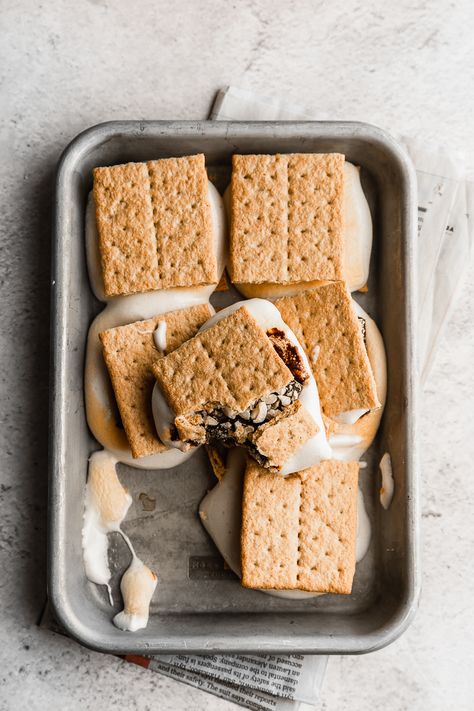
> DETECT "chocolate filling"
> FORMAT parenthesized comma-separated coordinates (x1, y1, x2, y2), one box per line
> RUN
(175, 379, 303, 466)
(266, 328, 309, 384)
(172, 327, 309, 466)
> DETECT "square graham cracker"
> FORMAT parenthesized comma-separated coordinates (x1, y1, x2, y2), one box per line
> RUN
(241, 459, 359, 593)
(99, 303, 212, 458)
(151, 306, 293, 420)
(93, 154, 217, 296)
(250, 400, 318, 470)
(275, 282, 379, 418)
(229, 153, 344, 285)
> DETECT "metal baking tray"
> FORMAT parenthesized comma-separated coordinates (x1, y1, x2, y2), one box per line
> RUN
(49, 120, 420, 655)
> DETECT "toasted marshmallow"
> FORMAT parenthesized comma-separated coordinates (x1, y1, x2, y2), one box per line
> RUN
(113, 556, 158, 632)
(82, 451, 132, 590)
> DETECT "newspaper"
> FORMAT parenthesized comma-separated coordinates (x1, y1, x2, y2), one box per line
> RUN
(134, 654, 326, 710)
(38, 602, 324, 710)
(399, 137, 474, 383)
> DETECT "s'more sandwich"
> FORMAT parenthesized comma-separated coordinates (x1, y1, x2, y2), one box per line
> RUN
(229, 153, 345, 292)
(151, 305, 321, 471)
(241, 458, 359, 594)
(275, 282, 380, 424)
(93, 154, 223, 297)
(98, 304, 212, 459)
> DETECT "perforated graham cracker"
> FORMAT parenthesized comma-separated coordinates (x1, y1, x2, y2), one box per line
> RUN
(99, 303, 212, 458)
(250, 400, 318, 470)
(151, 306, 293, 418)
(275, 282, 379, 418)
(230, 153, 344, 285)
(241, 459, 359, 593)
(93, 154, 217, 296)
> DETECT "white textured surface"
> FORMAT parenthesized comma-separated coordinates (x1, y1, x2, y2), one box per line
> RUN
(0, 1, 473, 710)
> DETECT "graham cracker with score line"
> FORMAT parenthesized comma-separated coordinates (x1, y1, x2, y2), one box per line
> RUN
(230, 153, 345, 285)
(99, 303, 212, 458)
(151, 307, 293, 427)
(275, 282, 380, 418)
(93, 154, 217, 296)
(249, 400, 318, 470)
(241, 459, 359, 593)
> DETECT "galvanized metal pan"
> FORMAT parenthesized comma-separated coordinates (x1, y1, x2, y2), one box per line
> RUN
(49, 121, 420, 655)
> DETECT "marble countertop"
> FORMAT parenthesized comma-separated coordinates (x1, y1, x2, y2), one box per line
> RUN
(1, 1, 473, 709)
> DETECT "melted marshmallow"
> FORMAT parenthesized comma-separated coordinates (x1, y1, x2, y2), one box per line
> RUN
(82, 451, 132, 598)
(82, 451, 158, 627)
(333, 408, 370, 425)
(356, 487, 371, 561)
(153, 298, 332, 474)
(342, 162, 373, 291)
(113, 555, 158, 632)
(199, 448, 371, 600)
(379, 452, 394, 510)
(84, 182, 225, 469)
(227, 162, 373, 298)
(153, 320, 167, 353)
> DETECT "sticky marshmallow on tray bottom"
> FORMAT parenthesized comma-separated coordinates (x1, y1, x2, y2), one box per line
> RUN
(379, 452, 394, 510)
(83, 180, 226, 470)
(199, 449, 371, 600)
(152, 298, 332, 474)
(82, 451, 157, 629)
(113, 556, 158, 632)
(82, 451, 132, 599)
(227, 161, 373, 298)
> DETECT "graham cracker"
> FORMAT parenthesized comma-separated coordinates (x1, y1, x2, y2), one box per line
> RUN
(241, 459, 359, 593)
(250, 400, 318, 470)
(99, 303, 212, 458)
(152, 307, 293, 419)
(275, 282, 380, 418)
(230, 153, 344, 285)
(93, 162, 158, 296)
(93, 154, 217, 296)
(205, 445, 227, 480)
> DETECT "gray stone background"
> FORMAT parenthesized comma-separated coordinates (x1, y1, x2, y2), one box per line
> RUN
(1, 0, 473, 709)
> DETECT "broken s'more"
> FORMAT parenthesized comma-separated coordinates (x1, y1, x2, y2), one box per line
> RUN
(151, 305, 318, 470)
(241, 458, 359, 593)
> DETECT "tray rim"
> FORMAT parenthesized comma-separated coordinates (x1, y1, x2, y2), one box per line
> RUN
(48, 119, 420, 655)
